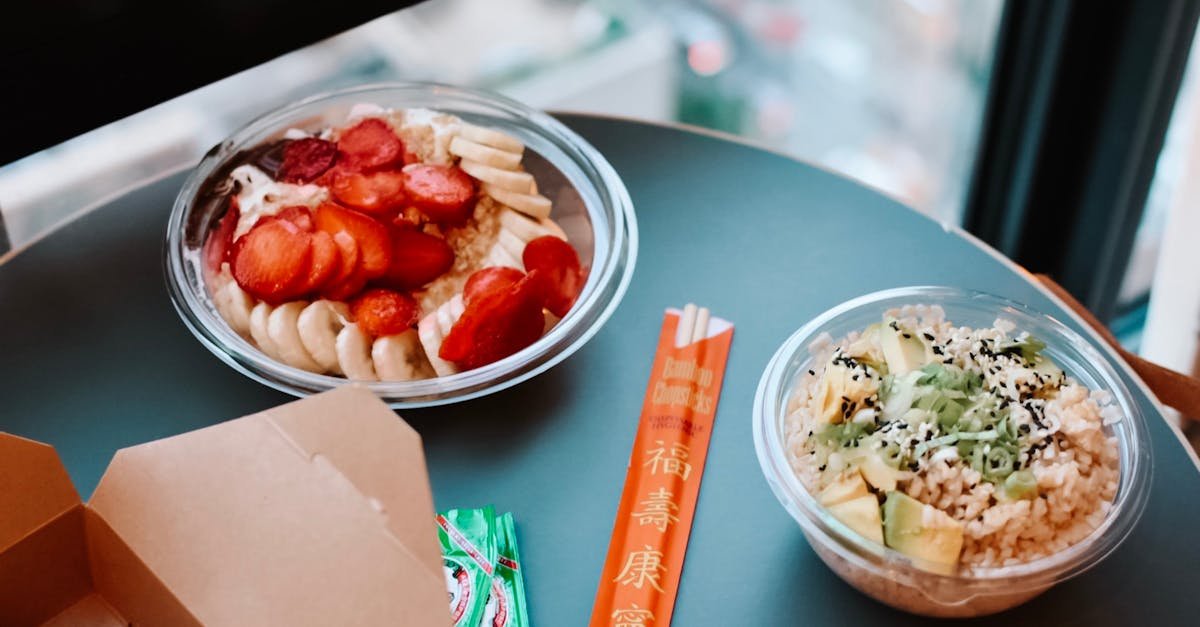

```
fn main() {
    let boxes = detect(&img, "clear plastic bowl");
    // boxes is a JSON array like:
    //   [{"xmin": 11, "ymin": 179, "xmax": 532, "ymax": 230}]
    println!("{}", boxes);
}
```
[
  {"xmin": 165, "ymin": 83, "xmax": 637, "ymax": 407},
  {"xmin": 752, "ymin": 286, "xmax": 1152, "ymax": 617}
]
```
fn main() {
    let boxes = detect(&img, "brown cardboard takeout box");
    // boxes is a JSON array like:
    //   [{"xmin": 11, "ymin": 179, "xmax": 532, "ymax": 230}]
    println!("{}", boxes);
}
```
[{"xmin": 0, "ymin": 387, "xmax": 450, "ymax": 626}]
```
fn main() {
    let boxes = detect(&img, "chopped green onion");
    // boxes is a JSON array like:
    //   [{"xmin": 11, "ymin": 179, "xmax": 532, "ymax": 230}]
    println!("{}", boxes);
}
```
[
  {"xmin": 957, "ymin": 431, "xmax": 999, "ymax": 441},
  {"xmin": 1004, "ymin": 470, "xmax": 1038, "ymax": 500},
  {"xmin": 914, "ymin": 433, "xmax": 961, "ymax": 456}
]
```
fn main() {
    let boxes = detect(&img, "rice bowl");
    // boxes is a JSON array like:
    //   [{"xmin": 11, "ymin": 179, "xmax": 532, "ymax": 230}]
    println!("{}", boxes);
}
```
[{"xmin": 753, "ymin": 287, "xmax": 1151, "ymax": 617}]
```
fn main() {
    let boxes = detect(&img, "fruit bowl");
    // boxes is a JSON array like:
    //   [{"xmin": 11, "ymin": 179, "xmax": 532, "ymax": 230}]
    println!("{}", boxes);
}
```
[{"xmin": 165, "ymin": 83, "xmax": 637, "ymax": 407}]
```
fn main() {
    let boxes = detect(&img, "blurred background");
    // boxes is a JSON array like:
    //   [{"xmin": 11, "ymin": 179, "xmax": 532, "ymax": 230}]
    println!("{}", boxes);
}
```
[{"xmin": 2, "ymin": 0, "xmax": 1199, "ymax": 440}]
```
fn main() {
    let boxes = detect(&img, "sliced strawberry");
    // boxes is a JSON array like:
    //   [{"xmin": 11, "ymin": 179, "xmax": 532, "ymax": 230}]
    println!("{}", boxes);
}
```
[
  {"xmin": 523, "ymin": 236, "xmax": 584, "ymax": 318},
  {"xmin": 331, "ymin": 170, "xmax": 407, "ymax": 216},
  {"xmin": 204, "ymin": 201, "xmax": 241, "ymax": 273},
  {"xmin": 313, "ymin": 202, "xmax": 392, "ymax": 279},
  {"xmin": 278, "ymin": 137, "xmax": 338, "ymax": 183},
  {"xmin": 312, "ymin": 162, "xmax": 348, "ymax": 188},
  {"xmin": 231, "ymin": 219, "xmax": 313, "ymax": 303},
  {"xmin": 350, "ymin": 288, "xmax": 420, "ymax": 337},
  {"xmin": 376, "ymin": 227, "xmax": 455, "ymax": 290},
  {"xmin": 439, "ymin": 274, "xmax": 546, "ymax": 369},
  {"xmin": 294, "ymin": 231, "xmax": 341, "ymax": 295},
  {"xmin": 321, "ymin": 231, "xmax": 368, "ymax": 301},
  {"xmin": 273, "ymin": 205, "xmax": 314, "ymax": 231},
  {"xmin": 401, "ymin": 164, "xmax": 477, "ymax": 224},
  {"xmin": 463, "ymin": 266, "xmax": 525, "ymax": 306},
  {"xmin": 337, "ymin": 118, "xmax": 403, "ymax": 171}
]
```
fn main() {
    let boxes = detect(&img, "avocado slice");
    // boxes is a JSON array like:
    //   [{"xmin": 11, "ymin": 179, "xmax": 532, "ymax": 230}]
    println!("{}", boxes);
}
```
[
  {"xmin": 880, "ymin": 318, "xmax": 928, "ymax": 375},
  {"xmin": 812, "ymin": 358, "xmax": 880, "ymax": 424},
  {"xmin": 1031, "ymin": 355, "xmax": 1063, "ymax": 384},
  {"xmin": 845, "ymin": 322, "xmax": 885, "ymax": 369},
  {"xmin": 819, "ymin": 470, "xmax": 870, "ymax": 506},
  {"xmin": 882, "ymin": 492, "xmax": 963, "ymax": 574},
  {"xmin": 827, "ymin": 495, "xmax": 884, "ymax": 545},
  {"xmin": 812, "ymin": 364, "xmax": 850, "ymax": 424},
  {"xmin": 858, "ymin": 452, "xmax": 901, "ymax": 492}
]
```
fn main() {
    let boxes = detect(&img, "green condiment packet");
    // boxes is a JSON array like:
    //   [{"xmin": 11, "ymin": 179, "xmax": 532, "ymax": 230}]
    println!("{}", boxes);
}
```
[
  {"xmin": 480, "ymin": 512, "xmax": 530, "ymax": 627},
  {"xmin": 437, "ymin": 506, "xmax": 497, "ymax": 626}
]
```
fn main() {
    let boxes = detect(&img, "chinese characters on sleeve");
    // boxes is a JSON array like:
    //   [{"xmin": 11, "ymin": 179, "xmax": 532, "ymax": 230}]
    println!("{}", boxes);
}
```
[{"xmin": 591, "ymin": 307, "xmax": 734, "ymax": 626}]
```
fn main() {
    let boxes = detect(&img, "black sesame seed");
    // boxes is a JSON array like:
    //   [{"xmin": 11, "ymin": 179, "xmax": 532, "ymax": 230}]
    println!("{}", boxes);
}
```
[
  {"xmin": 923, "ymin": 333, "xmax": 935, "ymax": 341},
  {"xmin": 902, "ymin": 333, "xmax": 912, "ymax": 339},
  {"xmin": 818, "ymin": 464, "xmax": 827, "ymax": 471},
  {"xmin": 808, "ymin": 369, "xmax": 816, "ymax": 376},
  {"xmin": 909, "ymin": 439, "xmax": 919, "ymax": 447}
]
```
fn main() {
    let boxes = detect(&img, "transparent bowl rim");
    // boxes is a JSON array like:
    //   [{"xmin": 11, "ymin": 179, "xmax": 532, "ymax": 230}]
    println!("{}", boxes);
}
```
[
  {"xmin": 165, "ymin": 82, "xmax": 638, "ymax": 408},
  {"xmin": 752, "ymin": 285, "xmax": 1153, "ymax": 599}
]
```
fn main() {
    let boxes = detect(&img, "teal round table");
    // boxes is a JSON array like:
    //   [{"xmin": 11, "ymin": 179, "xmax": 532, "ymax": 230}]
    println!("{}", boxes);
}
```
[{"xmin": 2, "ymin": 115, "xmax": 1197, "ymax": 626}]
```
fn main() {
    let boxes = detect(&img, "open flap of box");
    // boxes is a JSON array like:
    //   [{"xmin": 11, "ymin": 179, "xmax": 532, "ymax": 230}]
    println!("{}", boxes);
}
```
[
  {"xmin": 86, "ymin": 386, "xmax": 449, "ymax": 626},
  {"xmin": 0, "ymin": 434, "xmax": 197, "ymax": 626},
  {"xmin": 0, "ymin": 434, "xmax": 90, "ymax": 625},
  {"xmin": 0, "ymin": 433, "xmax": 81, "ymax": 552}
]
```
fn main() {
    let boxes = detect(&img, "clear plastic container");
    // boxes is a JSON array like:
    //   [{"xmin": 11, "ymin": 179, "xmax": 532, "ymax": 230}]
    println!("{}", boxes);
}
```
[
  {"xmin": 752, "ymin": 286, "xmax": 1152, "ymax": 617},
  {"xmin": 165, "ymin": 83, "xmax": 637, "ymax": 407}
]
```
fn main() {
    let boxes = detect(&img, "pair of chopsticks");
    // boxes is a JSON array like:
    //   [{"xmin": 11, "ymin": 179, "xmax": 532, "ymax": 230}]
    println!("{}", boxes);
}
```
[
  {"xmin": 675, "ymin": 303, "xmax": 711, "ymax": 347},
  {"xmin": 1037, "ymin": 274, "xmax": 1200, "ymax": 421}
]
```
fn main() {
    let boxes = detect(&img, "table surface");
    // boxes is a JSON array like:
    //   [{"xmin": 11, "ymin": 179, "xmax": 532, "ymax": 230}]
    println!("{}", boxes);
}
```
[{"xmin": 2, "ymin": 115, "xmax": 1198, "ymax": 626}]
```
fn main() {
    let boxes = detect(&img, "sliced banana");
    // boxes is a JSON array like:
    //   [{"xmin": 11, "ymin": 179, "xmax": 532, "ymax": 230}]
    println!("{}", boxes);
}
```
[
  {"xmin": 486, "ymin": 241, "xmax": 523, "ymax": 270},
  {"xmin": 298, "ymin": 300, "xmax": 349, "ymax": 375},
  {"xmin": 418, "ymin": 313, "xmax": 459, "ymax": 377},
  {"xmin": 249, "ymin": 302, "xmax": 280, "ymax": 359},
  {"xmin": 336, "ymin": 323, "xmax": 377, "ymax": 381},
  {"xmin": 347, "ymin": 103, "xmax": 386, "ymax": 120},
  {"xmin": 498, "ymin": 227, "xmax": 528, "ymax": 262},
  {"xmin": 539, "ymin": 217, "xmax": 567, "ymax": 240},
  {"xmin": 268, "ymin": 302, "xmax": 323, "ymax": 372},
  {"xmin": 458, "ymin": 123, "xmax": 524, "ymax": 154},
  {"xmin": 211, "ymin": 276, "xmax": 234, "ymax": 323},
  {"xmin": 483, "ymin": 184, "xmax": 552, "ymax": 220},
  {"xmin": 223, "ymin": 282, "xmax": 255, "ymax": 337},
  {"xmin": 459, "ymin": 160, "xmax": 534, "ymax": 193},
  {"xmin": 449, "ymin": 136, "xmax": 522, "ymax": 170},
  {"xmin": 436, "ymin": 303, "xmax": 457, "ymax": 336},
  {"xmin": 372, "ymin": 330, "xmax": 433, "ymax": 381},
  {"xmin": 499, "ymin": 208, "xmax": 561, "ymax": 242}
]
